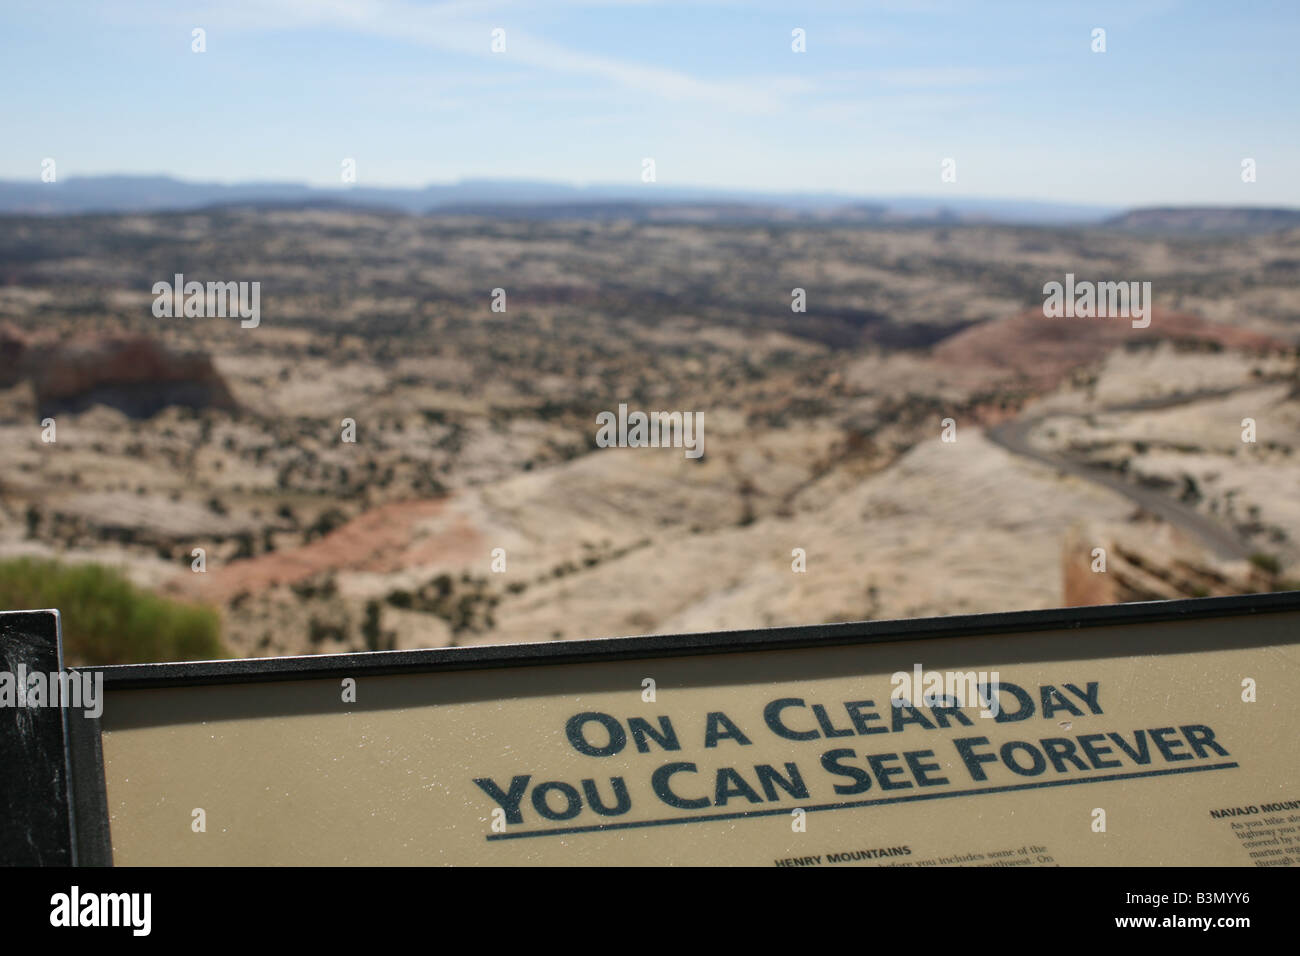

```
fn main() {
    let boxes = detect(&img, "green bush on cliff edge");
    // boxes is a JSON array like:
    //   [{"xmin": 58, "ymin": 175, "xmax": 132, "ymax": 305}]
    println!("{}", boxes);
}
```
[{"xmin": 0, "ymin": 557, "xmax": 224, "ymax": 665}]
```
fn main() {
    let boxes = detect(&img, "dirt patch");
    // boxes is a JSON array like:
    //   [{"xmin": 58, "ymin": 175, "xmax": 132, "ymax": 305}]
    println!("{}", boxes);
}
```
[{"xmin": 187, "ymin": 496, "xmax": 484, "ymax": 602}]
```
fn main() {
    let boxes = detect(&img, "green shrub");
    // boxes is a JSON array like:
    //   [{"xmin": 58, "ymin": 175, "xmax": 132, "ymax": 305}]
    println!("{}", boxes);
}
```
[
  {"xmin": 1249, "ymin": 552, "xmax": 1282, "ymax": 576},
  {"xmin": 0, "ymin": 558, "xmax": 225, "ymax": 665}
]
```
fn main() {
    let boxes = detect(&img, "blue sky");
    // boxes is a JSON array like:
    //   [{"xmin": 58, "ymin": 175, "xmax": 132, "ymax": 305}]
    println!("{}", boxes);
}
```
[{"xmin": 2, "ymin": 0, "xmax": 1297, "ymax": 205}]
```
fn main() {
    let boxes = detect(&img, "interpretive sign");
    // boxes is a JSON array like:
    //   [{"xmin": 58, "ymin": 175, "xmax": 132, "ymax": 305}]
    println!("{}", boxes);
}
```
[{"xmin": 3, "ymin": 593, "xmax": 1299, "ymax": 866}]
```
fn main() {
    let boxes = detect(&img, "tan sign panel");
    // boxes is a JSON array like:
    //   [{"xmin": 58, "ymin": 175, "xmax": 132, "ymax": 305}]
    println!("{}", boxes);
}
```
[{"xmin": 94, "ymin": 604, "xmax": 1300, "ymax": 866}]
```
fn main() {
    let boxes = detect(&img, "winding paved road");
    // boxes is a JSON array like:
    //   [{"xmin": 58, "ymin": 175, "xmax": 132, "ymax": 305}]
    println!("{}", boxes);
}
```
[{"xmin": 985, "ymin": 389, "xmax": 1251, "ymax": 561}]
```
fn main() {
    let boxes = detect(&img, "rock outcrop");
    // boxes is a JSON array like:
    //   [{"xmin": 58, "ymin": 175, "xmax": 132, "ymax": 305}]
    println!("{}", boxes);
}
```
[
  {"xmin": 1062, "ymin": 519, "xmax": 1275, "ymax": 605},
  {"xmin": 935, "ymin": 308, "xmax": 1286, "ymax": 391},
  {"xmin": 0, "ymin": 327, "xmax": 237, "ymax": 417},
  {"xmin": 0, "ymin": 322, "xmax": 28, "ymax": 389}
]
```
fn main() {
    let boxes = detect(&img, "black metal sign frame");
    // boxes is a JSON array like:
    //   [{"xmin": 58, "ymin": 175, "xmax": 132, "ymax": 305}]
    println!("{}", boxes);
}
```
[{"xmin": 4, "ymin": 589, "xmax": 1300, "ymax": 867}]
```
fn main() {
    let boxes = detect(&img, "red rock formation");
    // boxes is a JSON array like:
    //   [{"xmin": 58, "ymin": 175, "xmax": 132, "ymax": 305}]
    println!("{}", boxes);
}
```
[
  {"xmin": 2, "ymin": 327, "xmax": 237, "ymax": 417},
  {"xmin": 934, "ymin": 307, "xmax": 1287, "ymax": 391},
  {"xmin": 0, "ymin": 322, "xmax": 30, "ymax": 388},
  {"xmin": 1062, "ymin": 520, "xmax": 1273, "ymax": 606}
]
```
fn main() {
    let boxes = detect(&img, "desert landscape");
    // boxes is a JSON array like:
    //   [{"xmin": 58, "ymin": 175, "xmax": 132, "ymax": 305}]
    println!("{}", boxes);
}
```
[{"xmin": 1, "ymin": 207, "xmax": 1297, "ymax": 663}]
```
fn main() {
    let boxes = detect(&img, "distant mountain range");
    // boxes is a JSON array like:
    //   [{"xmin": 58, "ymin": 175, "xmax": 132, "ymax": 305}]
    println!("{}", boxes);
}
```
[
  {"xmin": 1101, "ymin": 206, "xmax": 1300, "ymax": 234},
  {"xmin": 0, "ymin": 175, "xmax": 1296, "ymax": 232},
  {"xmin": 0, "ymin": 175, "xmax": 1113, "ymax": 223}
]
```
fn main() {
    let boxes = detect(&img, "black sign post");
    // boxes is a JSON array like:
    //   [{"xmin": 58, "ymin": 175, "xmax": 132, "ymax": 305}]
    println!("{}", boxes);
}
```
[{"xmin": 0, "ymin": 610, "xmax": 74, "ymax": 865}]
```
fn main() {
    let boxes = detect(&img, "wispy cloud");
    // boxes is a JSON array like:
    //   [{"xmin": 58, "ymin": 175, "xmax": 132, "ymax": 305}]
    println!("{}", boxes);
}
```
[{"xmin": 193, "ymin": 0, "xmax": 807, "ymax": 114}]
